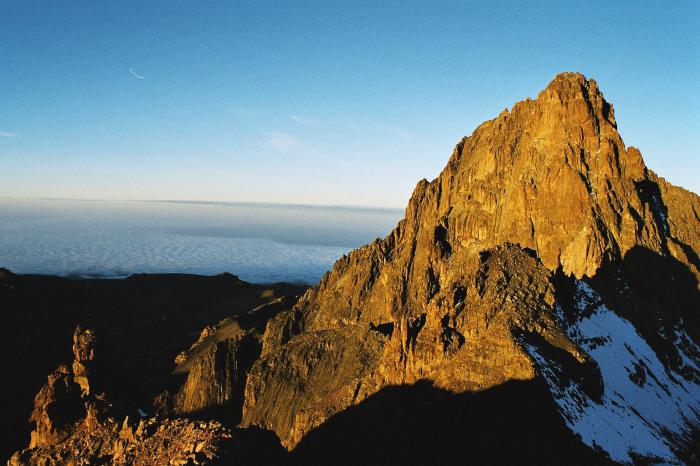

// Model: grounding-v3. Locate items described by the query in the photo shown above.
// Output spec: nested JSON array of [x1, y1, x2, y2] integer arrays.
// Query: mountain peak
[[538, 71, 617, 129], [425, 73, 665, 276], [543, 71, 594, 93], [236, 72, 700, 462], [540, 72, 601, 104]]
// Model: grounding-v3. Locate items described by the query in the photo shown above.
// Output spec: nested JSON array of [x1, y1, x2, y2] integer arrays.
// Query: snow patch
[[524, 281, 700, 465]]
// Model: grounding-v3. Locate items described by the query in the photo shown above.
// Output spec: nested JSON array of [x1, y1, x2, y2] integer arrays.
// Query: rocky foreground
[[5, 73, 700, 465], [0, 271, 304, 464]]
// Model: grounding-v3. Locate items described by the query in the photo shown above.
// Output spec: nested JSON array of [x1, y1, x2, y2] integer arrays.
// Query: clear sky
[[1, 1, 698, 207]]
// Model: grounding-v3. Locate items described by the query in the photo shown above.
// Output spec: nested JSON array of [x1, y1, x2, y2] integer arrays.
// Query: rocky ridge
[[239, 73, 700, 464]]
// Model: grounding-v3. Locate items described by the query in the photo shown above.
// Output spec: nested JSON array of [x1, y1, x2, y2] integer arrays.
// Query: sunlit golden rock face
[[170, 296, 298, 420], [240, 73, 700, 449]]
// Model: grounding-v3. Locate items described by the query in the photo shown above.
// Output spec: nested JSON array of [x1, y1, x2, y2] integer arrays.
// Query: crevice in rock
[[425, 266, 440, 302], [434, 223, 452, 258], [405, 314, 426, 353], [452, 285, 467, 310], [369, 322, 394, 338], [440, 315, 465, 356]]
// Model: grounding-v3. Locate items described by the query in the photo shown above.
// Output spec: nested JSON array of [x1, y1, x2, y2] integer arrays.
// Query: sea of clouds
[[0, 199, 403, 284]]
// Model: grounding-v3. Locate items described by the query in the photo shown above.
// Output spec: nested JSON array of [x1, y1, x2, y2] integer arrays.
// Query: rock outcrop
[[71, 327, 100, 396], [9, 327, 237, 466], [26, 365, 85, 450], [241, 245, 594, 447]]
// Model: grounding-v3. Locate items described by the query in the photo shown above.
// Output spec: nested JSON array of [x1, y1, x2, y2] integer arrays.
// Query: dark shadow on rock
[[634, 179, 671, 251], [0, 271, 305, 462], [224, 426, 289, 466], [590, 245, 700, 375], [291, 379, 614, 466]]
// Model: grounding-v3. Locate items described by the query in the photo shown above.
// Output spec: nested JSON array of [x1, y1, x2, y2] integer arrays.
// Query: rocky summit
[[6, 73, 700, 465]]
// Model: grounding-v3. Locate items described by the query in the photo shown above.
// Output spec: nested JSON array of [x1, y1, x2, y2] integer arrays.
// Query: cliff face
[[171, 297, 298, 422], [240, 73, 700, 464], [289, 73, 697, 333], [243, 245, 590, 445]]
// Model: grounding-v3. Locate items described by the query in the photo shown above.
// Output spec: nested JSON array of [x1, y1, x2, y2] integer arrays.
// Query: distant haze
[[0, 1, 698, 206]]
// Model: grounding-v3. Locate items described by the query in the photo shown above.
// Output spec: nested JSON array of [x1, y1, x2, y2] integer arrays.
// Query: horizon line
[[0, 196, 406, 212]]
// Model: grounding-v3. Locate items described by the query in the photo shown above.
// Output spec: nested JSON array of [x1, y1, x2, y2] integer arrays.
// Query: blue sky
[[1, 1, 698, 207]]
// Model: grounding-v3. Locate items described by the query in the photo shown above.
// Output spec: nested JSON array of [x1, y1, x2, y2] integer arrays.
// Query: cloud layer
[[0, 200, 402, 284]]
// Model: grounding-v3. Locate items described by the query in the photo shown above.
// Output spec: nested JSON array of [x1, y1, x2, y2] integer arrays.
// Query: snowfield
[[523, 280, 700, 465]]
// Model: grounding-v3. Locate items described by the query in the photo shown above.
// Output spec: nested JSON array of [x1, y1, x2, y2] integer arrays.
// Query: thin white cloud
[[289, 114, 316, 126], [263, 132, 299, 151], [129, 68, 145, 79], [0, 131, 17, 138]]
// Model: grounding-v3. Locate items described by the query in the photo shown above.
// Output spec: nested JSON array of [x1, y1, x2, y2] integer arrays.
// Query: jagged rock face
[[170, 296, 298, 422], [243, 245, 592, 447], [658, 176, 700, 285], [293, 74, 698, 339], [243, 325, 387, 447], [27, 327, 101, 449], [241, 73, 700, 462], [174, 331, 260, 420]]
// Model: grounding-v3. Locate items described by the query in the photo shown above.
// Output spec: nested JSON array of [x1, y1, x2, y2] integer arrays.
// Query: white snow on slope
[[523, 281, 700, 465]]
